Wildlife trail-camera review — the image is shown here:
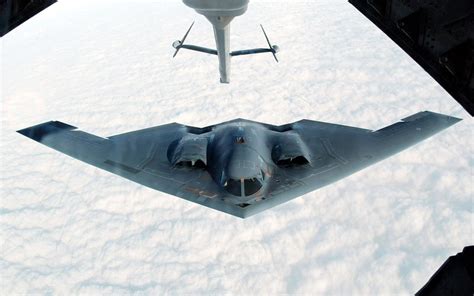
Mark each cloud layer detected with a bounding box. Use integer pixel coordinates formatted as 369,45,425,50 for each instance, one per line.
1,0,472,294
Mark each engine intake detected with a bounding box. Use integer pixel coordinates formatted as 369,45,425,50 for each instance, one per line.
167,136,208,168
272,133,311,167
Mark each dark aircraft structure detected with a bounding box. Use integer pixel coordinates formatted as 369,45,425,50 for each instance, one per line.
18,111,460,218
349,0,474,116
0,0,56,37
416,246,474,295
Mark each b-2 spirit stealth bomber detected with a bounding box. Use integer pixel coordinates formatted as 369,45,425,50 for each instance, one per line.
172,0,279,83
18,111,460,218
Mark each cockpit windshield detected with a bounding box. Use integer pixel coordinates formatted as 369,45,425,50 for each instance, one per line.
224,177,263,197
225,178,242,196
244,178,261,196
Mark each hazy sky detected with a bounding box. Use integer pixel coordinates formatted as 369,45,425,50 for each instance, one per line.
1,0,472,294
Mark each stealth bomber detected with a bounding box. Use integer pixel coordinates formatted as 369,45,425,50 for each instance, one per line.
18,111,460,218
172,0,279,83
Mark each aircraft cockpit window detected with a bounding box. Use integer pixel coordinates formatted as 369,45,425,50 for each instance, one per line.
224,177,262,196
244,178,262,196
225,178,241,196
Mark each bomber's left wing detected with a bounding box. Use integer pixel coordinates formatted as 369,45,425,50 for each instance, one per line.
0,0,57,37
295,111,462,169
242,111,461,217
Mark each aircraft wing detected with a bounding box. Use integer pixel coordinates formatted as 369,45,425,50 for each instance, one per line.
0,0,57,37
243,111,461,217
348,0,474,116
17,112,460,218
17,121,251,217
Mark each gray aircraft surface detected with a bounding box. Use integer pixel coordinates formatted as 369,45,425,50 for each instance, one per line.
18,111,460,218
172,0,279,83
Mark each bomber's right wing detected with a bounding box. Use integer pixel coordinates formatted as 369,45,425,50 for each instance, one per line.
348,0,474,115
17,121,250,218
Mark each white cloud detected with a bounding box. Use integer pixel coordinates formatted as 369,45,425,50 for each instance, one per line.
1,0,472,294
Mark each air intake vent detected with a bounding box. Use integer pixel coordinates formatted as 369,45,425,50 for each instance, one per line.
272,134,311,167
167,136,208,168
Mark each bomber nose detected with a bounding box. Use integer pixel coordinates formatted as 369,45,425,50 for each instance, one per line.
223,146,265,197
227,160,259,180
226,146,260,180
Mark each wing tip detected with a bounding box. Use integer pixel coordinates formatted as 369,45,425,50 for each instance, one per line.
17,121,77,142
402,111,462,126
